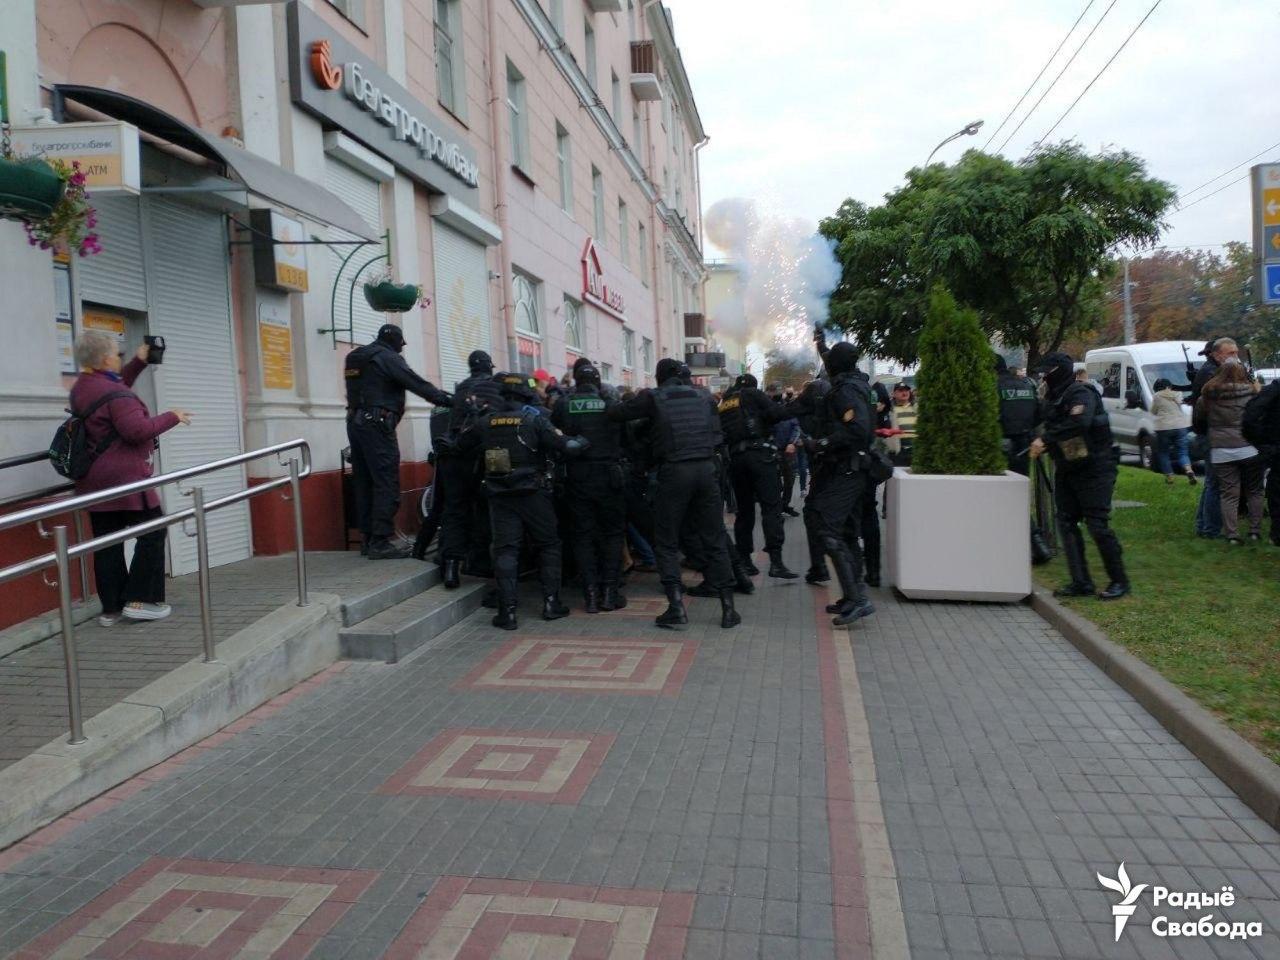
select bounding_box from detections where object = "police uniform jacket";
[609,381,721,463]
[452,400,579,495]
[1040,381,1115,473]
[717,386,790,449]
[821,373,875,458]
[997,371,1040,438]
[345,342,451,422]
[550,385,623,462]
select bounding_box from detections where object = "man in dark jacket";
[345,324,451,559]
[436,350,500,585]
[1031,352,1129,600]
[1189,338,1237,538]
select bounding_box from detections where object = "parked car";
[1084,341,1204,469]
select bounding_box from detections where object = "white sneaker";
[123,602,172,622]
[98,613,122,627]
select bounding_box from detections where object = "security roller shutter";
[144,198,251,575]
[324,158,384,344]
[433,222,490,391]
[78,194,148,311]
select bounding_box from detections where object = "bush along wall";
[911,285,1007,476]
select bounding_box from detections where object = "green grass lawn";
[1033,466,1280,762]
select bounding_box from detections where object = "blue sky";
[671,0,1279,256]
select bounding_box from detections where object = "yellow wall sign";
[258,302,295,390]
[251,209,310,293]
[82,308,126,340]
[10,122,141,194]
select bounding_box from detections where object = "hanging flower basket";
[0,156,66,221]
[363,280,422,313]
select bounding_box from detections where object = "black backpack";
[1241,382,1280,449]
[48,390,132,480]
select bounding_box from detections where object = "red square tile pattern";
[8,858,376,960]
[385,876,695,960]
[456,637,696,697]
[377,728,615,804]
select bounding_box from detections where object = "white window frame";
[601,361,613,383]
[513,270,542,336]
[584,20,597,91]
[556,122,572,213]
[618,200,629,268]
[506,61,529,174]
[591,166,605,240]
[622,328,636,369]
[642,336,653,372]
[564,296,584,352]
[435,0,464,118]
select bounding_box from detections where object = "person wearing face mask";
[1189,337,1239,538]
[345,323,452,559]
[1030,351,1129,601]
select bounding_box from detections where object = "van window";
[1141,361,1197,392]
[1097,362,1121,399]
[1125,366,1140,397]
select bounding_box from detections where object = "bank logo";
[310,40,342,90]
[1098,862,1148,941]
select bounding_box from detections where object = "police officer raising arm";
[1030,352,1130,601]
[609,357,742,631]
[345,324,452,559]
[445,373,590,630]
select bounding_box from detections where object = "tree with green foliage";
[763,348,817,390]
[911,286,1007,477]
[819,143,1176,368]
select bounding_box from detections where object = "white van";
[1084,341,1205,468]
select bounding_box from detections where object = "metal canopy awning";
[53,85,378,240]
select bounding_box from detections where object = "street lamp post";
[926,120,985,166]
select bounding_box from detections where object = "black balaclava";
[1038,351,1076,397]
[468,350,494,376]
[572,356,595,376]
[376,324,406,353]
[735,373,758,391]
[994,354,1008,374]
[655,357,683,384]
[824,342,859,376]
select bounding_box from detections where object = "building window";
[638,222,648,283]
[618,200,629,267]
[513,271,541,336]
[632,105,643,154]
[601,361,613,383]
[591,166,605,240]
[564,296,584,351]
[506,61,529,173]
[327,0,365,29]
[584,21,597,91]
[550,0,564,33]
[435,0,463,117]
[611,71,622,122]
[642,336,653,372]
[555,123,572,213]
[623,328,635,369]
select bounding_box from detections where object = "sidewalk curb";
[1029,587,1280,830]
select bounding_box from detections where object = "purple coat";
[69,358,179,513]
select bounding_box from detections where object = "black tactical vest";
[561,389,622,461]
[479,411,543,494]
[997,372,1039,437]
[343,343,381,411]
[650,384,718,462]
[449,373,495,432]
[827,374,875,452]
[1048,384,1114,471]
[717,390,763,444]
[799,379,833,438]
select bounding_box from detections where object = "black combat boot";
[442,558,462,589]
[655,585,689,630]
[1093,526,1129,601]
[583,586,601,614]
[737,552,760,576]
[366,538,410,560]
[1098,582,1131,601]
[719,589,742,629]
[730,552,756,594]
[542,594,571,621]
[1054,525,1095,598]
[686,579,718,597]
[805,565,831,584]
[825,551,866,620]
[832,597,875,626]
[600,584,627,611]
[768,552,799,580]
[492,601,518,630]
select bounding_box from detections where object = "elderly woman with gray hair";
[69,330,191,625]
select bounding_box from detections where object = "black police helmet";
[468,350,494,375]
[994,354,1008,373]
[1198,338,1220,357]
[824,341,860,376]
[574,363,601,386]
[655,357,683,384]
[1036,351,1076,391]
[736,373,758,391]
[376,323,406,352]
[572,356,595,375]
[495,372,539,404]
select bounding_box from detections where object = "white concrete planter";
[886,467,1032,602]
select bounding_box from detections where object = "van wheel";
[1138,434,1156,472]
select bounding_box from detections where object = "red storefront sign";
[581,237,626,321]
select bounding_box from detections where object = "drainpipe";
[646,103,665,361]
[484,0,517,369]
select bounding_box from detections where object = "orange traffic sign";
[1264,188,1280,226]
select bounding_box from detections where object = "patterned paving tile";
[455,637,696,697]
[377,728,615,804]
[7,857,376,960]
[384,877,695,960]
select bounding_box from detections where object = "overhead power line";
[1167,172,1252,215]
[996,0,1122,154]
[1177,138,1280,206]
[983,0,1098,151]
[1035,0,1165,146]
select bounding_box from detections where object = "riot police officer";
[790,377,834,584]
[551,362,628,613]
[345,324,451,559]
[1031,352,1129,601]
[995,356,1039,476]
[718,374,799,579]
[438,350,499,587]
[447,373,589,629]
[803,342,876,626]
[610,358,741,630]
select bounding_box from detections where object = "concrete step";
[339,562,440,626]
[339,582,487,663]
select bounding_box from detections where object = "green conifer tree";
[911,286,1007,476]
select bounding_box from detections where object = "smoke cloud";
[704,198,842,354]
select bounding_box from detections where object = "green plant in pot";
[363,268,423,313]
[0,155,101,256]
[911,284,1006,476]
[0,155,65,221]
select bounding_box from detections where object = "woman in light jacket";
[1150,378,1196,484]
[69,331,191,624]
[1194,360,1264,543]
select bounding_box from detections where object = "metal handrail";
[0,453,86,598]
[0,439,313,746]
[0,449,56,472]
